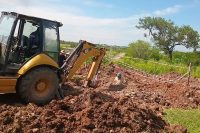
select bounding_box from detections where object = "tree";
[137,17,200,60]
[127,40,151,60]
[178,25,200,52]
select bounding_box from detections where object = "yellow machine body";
[0,76,17,93]
[18,54,59,75]
[60,41,105,86]
[0,53,59,93]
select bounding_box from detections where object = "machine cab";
[0,12,62,74]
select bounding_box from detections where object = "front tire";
[17,67,59,105]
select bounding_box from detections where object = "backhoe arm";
[60,40,105,86]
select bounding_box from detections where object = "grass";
[163,109,200,133]
[116,56,200,78]
[60,43,72,50]
[117,56,187,75]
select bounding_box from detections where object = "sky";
[0,0,200,49]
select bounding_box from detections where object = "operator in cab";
[59,50,66,67]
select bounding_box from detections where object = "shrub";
[127,40,151,60]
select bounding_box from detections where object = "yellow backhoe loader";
[0,12,105,105]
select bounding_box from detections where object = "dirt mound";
[1,65,199,132]
[108,67,200,108]
[0,90,169,133]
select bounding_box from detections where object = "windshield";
[0,14,16,44]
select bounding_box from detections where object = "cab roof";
[1,11,63,27]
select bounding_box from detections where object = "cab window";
[43,21,59,61]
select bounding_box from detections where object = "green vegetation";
[172,52,200,66]
[127,40,161,61]
[60,40,78,48]
[137,17,199,61]
[117,56,187,74]
[116,56,200,78]
[163,109,200,133]
[118,38,200,78]
[60,43,71,50]
[126,40,200,65]
[60,40,125,65]
[127,40,151,60]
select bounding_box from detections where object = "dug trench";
[1,65,200,132]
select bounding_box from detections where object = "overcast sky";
[0,0,200,49]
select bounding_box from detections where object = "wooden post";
[187,63,192,86]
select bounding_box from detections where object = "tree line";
[136,17,200,61]
[126,40,200,66]
[60,40,126,51]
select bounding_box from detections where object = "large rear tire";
[17,67,59,105]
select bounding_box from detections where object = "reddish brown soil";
[0,65,198,132]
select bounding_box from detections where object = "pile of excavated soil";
[0,65,196,132]
[0,90,168,133]
[110,67,200,108]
